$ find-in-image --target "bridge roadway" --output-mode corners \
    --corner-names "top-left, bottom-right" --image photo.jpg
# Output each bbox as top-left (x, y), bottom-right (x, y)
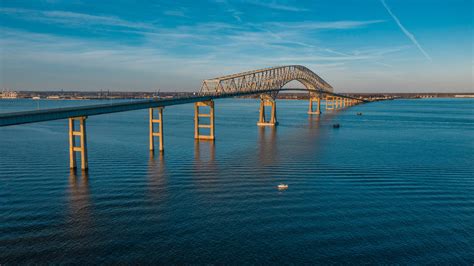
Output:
top-left (0, 65), bottom-right (368, 170)
top-left (0, 88), bottom-right (363, 127)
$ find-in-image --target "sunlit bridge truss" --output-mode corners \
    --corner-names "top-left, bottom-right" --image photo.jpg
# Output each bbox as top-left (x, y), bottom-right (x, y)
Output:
top-left (199, 65), bottom-right (333, 96)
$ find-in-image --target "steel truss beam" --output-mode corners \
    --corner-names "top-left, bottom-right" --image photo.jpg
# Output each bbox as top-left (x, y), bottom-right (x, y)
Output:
top-left (200, 65), bottom-right (333, 95)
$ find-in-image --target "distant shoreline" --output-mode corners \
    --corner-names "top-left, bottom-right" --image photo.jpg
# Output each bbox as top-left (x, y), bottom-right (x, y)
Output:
top-left (1, 95), bottom-right (473, 100)
top-left (1, 89), bottom-right (473, 101)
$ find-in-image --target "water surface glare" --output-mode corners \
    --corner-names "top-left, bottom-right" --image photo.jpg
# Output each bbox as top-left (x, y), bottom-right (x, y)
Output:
top-left (1, 98), bottom-right (473, 264)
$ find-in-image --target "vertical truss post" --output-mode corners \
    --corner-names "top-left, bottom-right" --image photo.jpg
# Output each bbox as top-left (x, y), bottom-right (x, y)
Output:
top-left (69, 116), bottom-right (88, 170)
top-left (195, 100), bottom-right (215, 140)
top-left (257, 95), bottom-right (278, 126)
top-left (308, 96), bottom-right (321, 115)
top-left (149, 107), bottom-right (164, 153)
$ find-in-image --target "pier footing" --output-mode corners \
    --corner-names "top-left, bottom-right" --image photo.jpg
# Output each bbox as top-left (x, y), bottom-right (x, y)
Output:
top-left (308, 96), bottom-right (321, 115)
top-left (257, 96), bottom-right (278, 126)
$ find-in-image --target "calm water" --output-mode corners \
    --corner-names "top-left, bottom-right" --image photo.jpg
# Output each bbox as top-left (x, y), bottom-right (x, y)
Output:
top-left (1, 98), bottom-right (473, 264)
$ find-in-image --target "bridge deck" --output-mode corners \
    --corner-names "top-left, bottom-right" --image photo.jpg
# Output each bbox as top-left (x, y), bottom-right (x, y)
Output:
top-left (0, 89), bottom-right (362, 127)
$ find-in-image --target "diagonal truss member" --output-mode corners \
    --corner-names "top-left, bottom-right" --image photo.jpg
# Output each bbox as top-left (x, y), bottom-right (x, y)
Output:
top-left (199, 65), bottom-right (333, 95)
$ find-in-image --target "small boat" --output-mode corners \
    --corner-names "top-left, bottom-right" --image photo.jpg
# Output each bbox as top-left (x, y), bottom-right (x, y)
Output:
top-left (332, 123), bottom-right (340, 128)
top-left (277, 183), bottom-right (288, 190)
top-left (357, 112), bottom-right (363, 116)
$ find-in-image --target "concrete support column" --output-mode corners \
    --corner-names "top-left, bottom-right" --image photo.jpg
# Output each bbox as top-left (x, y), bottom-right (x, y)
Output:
top-left (308, 96), bottom-right (321, 115)
top-left (195, 100), bottom-right (215, 140)
top-left (69, 116), bottom-right (88, 170)
top-left (257, 97), bottom-right (278, 126)
top-left (149, 107), bottom-right (164, 153)
top-left (326, 96), bottom-right (334, 110)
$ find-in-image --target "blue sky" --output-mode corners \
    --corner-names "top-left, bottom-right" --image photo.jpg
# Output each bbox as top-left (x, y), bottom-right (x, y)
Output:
top-left (0, 0), bottom-right (472, 92)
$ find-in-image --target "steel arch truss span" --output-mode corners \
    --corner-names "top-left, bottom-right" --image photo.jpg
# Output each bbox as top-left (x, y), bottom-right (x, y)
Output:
top-left (199, 65), bottom-right (333, 96)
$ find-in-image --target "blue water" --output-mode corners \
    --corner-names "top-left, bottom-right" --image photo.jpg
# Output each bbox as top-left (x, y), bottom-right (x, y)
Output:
top-left (1, 98), bottom-right (473, 264)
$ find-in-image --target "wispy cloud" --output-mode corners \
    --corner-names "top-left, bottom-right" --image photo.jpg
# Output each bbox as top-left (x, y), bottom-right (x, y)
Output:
top-left (1, 25), bottom-right (405, 76)
top-left (0, 8), bottom-right (153, 30)
top-left (380, 0), bottom-right (432, 61)
top-left (213, 0), bottom-right (243, 22)
top-left (0, 6), bottom-right (408, 90)
top-left (265, 20), bottom-right (385, 30)
top-left (163, 10), bottom-right (189, 18)
top-left (246, 0), bottom-right (309, 12)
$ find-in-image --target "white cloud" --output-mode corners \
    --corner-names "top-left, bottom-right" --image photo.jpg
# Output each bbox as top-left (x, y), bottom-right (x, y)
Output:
top-left (163, 10), bottom-right (189, 18)
top-left (266, 20), bottom-right (385, 30)
top-left (0, 8), bottom-right (153, 30)
top-left (212, 0), bottom-right (243, 22)
top-left (245, 0), bottom-right (309, 12)
top-left (0, 7), bottom-right (415, 91)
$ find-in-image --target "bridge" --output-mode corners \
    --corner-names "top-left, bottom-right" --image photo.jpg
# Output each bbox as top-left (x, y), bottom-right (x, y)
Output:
top-left (0, 65), bottom-right (365, 170)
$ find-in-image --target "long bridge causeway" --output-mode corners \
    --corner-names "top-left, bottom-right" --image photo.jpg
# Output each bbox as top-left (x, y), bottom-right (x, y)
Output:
top-left (1, 65), bottom-right (367, 170)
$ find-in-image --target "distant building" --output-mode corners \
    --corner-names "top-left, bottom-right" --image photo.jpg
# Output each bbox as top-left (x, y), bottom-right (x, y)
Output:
top-left (454, 95), bottom-right (474, 98)
top-left (46, 95), bottom-right (61, 100)
top-left (1, 90), bottom-right (18, 99)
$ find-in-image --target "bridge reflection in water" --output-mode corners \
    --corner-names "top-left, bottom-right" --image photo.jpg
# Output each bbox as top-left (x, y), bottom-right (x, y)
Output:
top-left (0, 65), bottom-right (367, 171)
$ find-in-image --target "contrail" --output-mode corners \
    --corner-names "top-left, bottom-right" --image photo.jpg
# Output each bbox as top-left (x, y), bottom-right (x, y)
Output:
top-left (380, 0), bottom-right (432, 61)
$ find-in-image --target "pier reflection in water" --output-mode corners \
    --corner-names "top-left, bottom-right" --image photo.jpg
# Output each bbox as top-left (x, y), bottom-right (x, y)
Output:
top-left (257, 126), bottom-right (278, 166)
top-left (147, 152), bottom-right (168, 201)
top-left (68, 170), bottom-right (91, 227)
top-left (194, 140), bottom-right (215, 165)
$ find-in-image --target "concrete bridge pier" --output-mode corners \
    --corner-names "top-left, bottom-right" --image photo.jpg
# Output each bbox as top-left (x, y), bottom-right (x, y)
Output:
top-left (68, 116), bottom-right (88, 170)
top-left (326, 96), bottom-right (335, 111)
top-left (308, 96), bottom-right (321, 115)
top-left (194, 100), bottom-right (215, 140)
top-left (257, 95), bottom-right (278, 126)
top-left (149, 107), bottom-right (164, 153)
